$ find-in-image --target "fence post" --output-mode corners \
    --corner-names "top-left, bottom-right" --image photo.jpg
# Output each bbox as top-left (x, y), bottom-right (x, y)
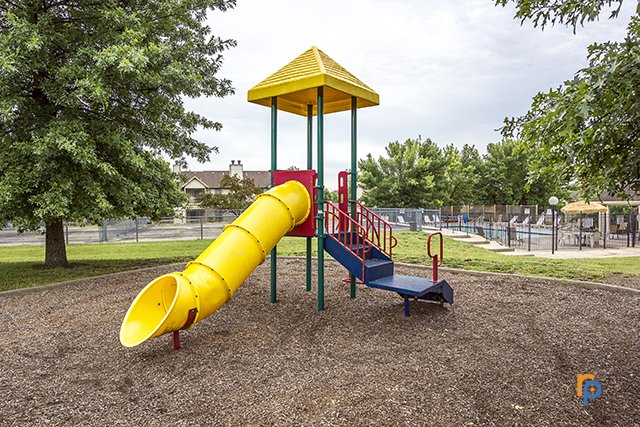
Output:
top-left (579, 213), bottom-right (583, 251)
top-left (632, 212), bottom-right (637, 248)
top-left (603, 213), bottom-right (607, 249)
top-left (200, 217), bottom-right (204, 240)
top-left (135, 218), bottom-right (139, 243)
top-left (507, 225), bottom-right (511, 247)
top-left (65, 222), bottom-right (69, 245)
top-left (527, 221), bottom-right (531, 251)
top-left (101, 221), bottom-right (108, 242)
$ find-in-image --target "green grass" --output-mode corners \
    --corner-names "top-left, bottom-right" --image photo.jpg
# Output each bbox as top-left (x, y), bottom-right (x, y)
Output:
top-left (0, 240), bottom-right (212, 292)
top-left (392, 231), bottom-right (640, 283)
top-left (1, 232), bottom-right (638, 292)
top-left (279, 232), bottom-right (640, 283)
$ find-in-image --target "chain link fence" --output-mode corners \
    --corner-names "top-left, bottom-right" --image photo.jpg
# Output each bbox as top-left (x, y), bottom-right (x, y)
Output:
top-left (2, 206), bottom-right (638, 252)
top-left (0, 212), bottom-right (239, 246)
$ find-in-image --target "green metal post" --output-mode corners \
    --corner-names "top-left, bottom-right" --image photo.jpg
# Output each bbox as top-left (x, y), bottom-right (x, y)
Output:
top-left (270, 97), bottom-right (277, 304)
top-left (306, 104), bottom-right (313, 292)
top-left (317, 87), bottom-right (325, 311)
top-left (350, 96), bottom-right (357, 299)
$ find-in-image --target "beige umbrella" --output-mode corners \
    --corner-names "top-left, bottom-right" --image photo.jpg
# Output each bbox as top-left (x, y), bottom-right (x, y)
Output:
top-left (560, 200), bottom-right (608, 214)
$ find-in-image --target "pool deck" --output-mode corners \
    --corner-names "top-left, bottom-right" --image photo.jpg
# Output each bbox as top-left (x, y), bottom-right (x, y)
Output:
top-left (425, 227), bottom-right (640, 259)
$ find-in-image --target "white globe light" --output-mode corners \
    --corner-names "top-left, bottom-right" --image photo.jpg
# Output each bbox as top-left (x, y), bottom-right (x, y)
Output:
top-left (549, 196), bottom-right (559, 206)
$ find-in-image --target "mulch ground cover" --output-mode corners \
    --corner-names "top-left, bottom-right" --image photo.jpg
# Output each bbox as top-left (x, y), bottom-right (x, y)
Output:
top-left (1, 258), bottom-right (638, 426)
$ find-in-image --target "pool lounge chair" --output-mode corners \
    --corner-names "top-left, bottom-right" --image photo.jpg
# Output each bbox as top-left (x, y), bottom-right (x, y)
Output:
top-left (509, 216), bottom-right (519, 225)
top-left (521, 216), bottom-right (530, 225)
top-left (535, 215), bottom-right (545, 226)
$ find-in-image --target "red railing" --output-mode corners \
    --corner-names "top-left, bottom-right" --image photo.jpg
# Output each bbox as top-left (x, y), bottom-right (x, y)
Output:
top-left (427, 232), bottom-right (443, 281)
top-left (355, 201), bottom-right (398, 258)
top-left (325, 201), bottom-right (371, 281)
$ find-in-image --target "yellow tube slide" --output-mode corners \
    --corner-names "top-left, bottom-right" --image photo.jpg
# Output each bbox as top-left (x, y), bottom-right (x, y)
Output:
top-left (119, 180), bottom-right (311, 347)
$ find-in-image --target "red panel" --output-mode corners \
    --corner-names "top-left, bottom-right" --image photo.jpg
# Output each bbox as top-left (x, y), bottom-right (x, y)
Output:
top-left (337, 171), bottom-right (350, 232)
top-left (272, 169), bottom-right (317, 237)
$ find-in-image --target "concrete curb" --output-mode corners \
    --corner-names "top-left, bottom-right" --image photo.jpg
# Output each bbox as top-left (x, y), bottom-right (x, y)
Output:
top-left (0, 262), bottom-right (186, 297)
top-left (394, 262), bottom-right (640, 296)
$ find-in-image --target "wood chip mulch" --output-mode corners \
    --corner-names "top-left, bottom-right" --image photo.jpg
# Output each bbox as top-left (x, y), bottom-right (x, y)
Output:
top-left (1, 258), bottom-right (638, 426)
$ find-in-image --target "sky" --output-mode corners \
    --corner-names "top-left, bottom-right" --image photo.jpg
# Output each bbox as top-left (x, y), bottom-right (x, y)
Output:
top-left (183, 0), bottom-right (635, 190)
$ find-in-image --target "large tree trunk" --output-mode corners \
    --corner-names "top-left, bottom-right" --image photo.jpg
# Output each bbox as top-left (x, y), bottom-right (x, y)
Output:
top-left (45, 219), bottom-right (69, 268)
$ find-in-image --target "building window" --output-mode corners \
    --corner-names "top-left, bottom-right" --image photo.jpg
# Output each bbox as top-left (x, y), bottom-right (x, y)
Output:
top-left (186, 189), bottom-right (205, 202)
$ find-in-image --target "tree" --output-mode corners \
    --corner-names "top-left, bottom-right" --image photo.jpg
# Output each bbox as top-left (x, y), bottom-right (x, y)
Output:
top-left (497, 1), bottom-right (640, 200)
top-left (495, 0), bottom-right (629, 31)
top-left (358, 137), bottom-right (448, 207)
top-left (0, 1), bottom-right (236, 267)
top-left (442, 144), bottom-right (481, 206)
top-left (197, 175), bottom-right (261, 215)
top-left (324, 189), bottom-right (339, 203)
top-left (477, 139), bottom-right (571, 206)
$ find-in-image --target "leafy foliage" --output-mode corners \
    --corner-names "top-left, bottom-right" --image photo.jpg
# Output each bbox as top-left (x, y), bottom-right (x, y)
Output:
top-left (358, 137), bottom-right (447, 207)
top-left (495, 0), bottom-right (628, 30)
top-left (501, 15), bottom-right (640, 200)
top-left (359, 137), bottom-right (569, 208)
top-left (0, 0), bottom-right (236, 266)
top-left (197, 175), bottom-right (261, 215)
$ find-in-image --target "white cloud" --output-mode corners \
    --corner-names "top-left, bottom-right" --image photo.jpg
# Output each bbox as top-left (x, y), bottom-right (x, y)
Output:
top-left (183, 0), bottom-right (635, 189)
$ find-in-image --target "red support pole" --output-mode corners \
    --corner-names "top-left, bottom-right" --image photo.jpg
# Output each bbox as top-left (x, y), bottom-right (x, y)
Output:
top-left (432, 255), bottom-right (438, 282)
top-left (173, 330), bottom-right (180, 351)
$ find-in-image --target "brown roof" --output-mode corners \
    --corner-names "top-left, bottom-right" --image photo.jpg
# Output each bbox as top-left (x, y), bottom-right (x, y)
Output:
top-left (244, 171), bottom-right (271, 188)
top-left (181, 170), bottom-right (270, 190)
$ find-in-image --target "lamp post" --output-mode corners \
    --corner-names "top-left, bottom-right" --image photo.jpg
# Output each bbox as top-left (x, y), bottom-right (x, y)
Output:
top-left (549, 196), bottom-right (559, 254)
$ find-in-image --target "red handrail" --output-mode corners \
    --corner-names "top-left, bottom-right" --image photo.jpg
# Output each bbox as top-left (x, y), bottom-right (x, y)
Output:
top-left (355, 201), bottom-right (398, 258)
top-left (427, 232), bottom-right (443, 281)
top-left (325, 201), bottom-right (372, 281)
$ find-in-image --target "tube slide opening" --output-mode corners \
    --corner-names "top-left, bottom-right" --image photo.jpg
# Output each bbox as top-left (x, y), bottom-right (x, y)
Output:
top-left (120, 274), bottom-right (180, 347)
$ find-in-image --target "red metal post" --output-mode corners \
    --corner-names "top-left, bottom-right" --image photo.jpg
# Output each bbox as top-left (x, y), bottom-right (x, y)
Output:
top-left (432, 254), bottom-right (438, 281)
top-left (173, 330), bottom-right (180, 351)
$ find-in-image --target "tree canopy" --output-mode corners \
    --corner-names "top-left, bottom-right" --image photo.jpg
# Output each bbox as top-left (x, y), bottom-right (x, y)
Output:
top-left (0, 0), bottom-right (236, 267)
top-left (495, 0), bottom-right (630, 30)
top-left (498, 1), bottom-right (639, 200)
top-left (197, 175), bottom-right (261, 215)
top-left (358, 137), bottom-right (568, 208)
top-left (358, 137), bottom-right (445, 208)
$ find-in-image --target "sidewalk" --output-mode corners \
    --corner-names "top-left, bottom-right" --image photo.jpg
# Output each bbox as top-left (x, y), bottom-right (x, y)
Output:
top-left (505, 246), bottom-right (640, 259)
top-left (427, 227), bottom-right (640, 259)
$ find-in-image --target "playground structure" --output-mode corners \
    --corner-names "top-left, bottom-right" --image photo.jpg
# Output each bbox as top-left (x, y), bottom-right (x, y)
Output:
top-left (120, 47), bottom-right (453, 349)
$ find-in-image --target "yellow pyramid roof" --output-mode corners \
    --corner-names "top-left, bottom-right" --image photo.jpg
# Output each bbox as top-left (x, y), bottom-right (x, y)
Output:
top-left (247, 46), bottom-right (379, 116)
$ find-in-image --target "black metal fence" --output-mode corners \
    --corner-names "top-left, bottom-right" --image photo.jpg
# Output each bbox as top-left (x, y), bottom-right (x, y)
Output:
top-left (442, 211), bottom-right (638, 252)
top-left (366, 206), bottom-right (638, 253)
